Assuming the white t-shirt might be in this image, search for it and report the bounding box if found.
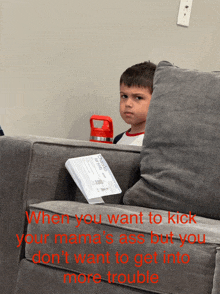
[116,130,145,146]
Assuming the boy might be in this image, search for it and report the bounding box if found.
[113,61,156,146]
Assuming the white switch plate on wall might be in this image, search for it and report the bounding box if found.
[177,0,193,27]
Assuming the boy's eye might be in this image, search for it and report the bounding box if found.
[136,96,143,100]
[121,95,128,99]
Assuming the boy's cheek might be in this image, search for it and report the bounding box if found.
[119,102,125,112]
[119,106,123,116]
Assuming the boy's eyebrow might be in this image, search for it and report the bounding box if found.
[120,91,145,96]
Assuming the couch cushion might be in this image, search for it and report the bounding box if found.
[123,61,220,220]
[24,201,220,294]
[15,259,151,294]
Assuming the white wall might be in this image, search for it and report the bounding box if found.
[1,0,220,140]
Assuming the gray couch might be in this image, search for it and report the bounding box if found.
[0,135,220,294]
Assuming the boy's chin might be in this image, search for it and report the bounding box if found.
[123,117,133,125]
[121,114,134,123]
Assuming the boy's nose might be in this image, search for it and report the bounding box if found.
[125,97,133,107]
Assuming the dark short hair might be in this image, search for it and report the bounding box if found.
[120,61,157,94]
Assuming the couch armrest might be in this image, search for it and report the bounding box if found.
[0,136,33,293]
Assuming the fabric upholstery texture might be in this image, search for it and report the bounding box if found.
[212,248,220,294]
[15,259,154,294]
[23,138,141,206]
[24,200,220,294]
[0,135,141,294]
[0,137,33,293]
[124,61,220,220]
[2,131,220,293]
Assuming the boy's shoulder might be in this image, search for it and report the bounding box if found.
[113,132,125,144]
[113,130,145,146]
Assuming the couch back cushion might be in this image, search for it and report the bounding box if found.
[124,61,220,219]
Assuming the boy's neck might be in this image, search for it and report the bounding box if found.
[129,123,145,134]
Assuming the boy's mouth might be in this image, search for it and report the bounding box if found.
[124,111,133,115]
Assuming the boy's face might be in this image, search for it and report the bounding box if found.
[120,83,152,133]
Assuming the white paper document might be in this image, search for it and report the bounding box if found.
[65,154,122,204]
